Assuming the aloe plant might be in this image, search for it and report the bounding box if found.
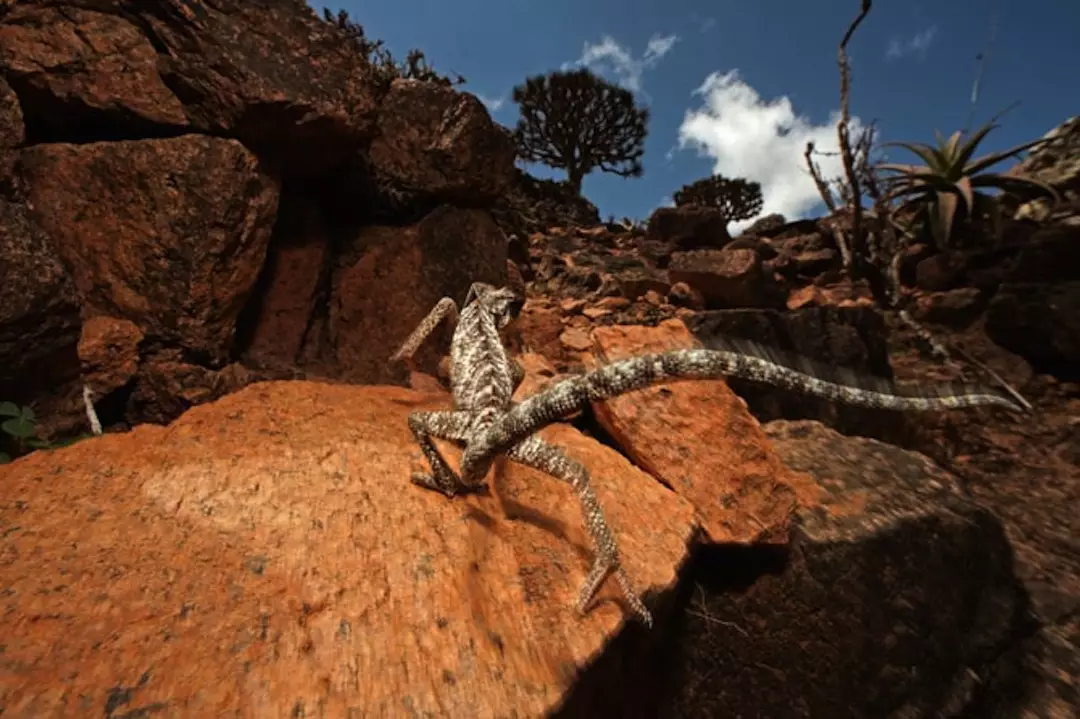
[878,120,1058,249]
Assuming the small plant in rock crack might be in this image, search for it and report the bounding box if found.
[0,401,92,464]
[1,401,41,463]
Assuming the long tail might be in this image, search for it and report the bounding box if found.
[460,347,1027,478]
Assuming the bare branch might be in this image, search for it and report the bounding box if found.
[837,0,872,255]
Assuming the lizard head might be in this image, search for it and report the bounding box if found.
[479,285,525,329]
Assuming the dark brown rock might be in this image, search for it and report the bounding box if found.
[668,281,705,310]
[915,252,967,291]
[491,166,600,239]
[911,287,986,329]
[986,281,1080,377]
[568,419,1031,717]
[0,196,81,401]
[0,0,380,177]
[684,305,900,439]
[368,79,515,204]
[331,204,507,384]
[897,242,935,287]
[615,267,670,300]
[0,74,23,184]
[19,135,280,364]
[646,205,731,250]
[126,349,248,425]
[1003,224,1080,283]
[240,194,329,369]
[741,212,786,237]
[668,247,784,309]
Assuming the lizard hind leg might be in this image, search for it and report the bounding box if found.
[507,435,653,627]
[406,410,482,498]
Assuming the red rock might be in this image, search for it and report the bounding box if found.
[0,75,22,181]
[369,79,515,203]
[78,315,143,397]
[668,247,785,309]
[0,196,81,399]
[331,205,507,384]
[0,382,695,716]
[126,349,237,424]
[0,7,189,131]
[242,197,329,368]
[0,0,380,176]
[20,136,280,364]
[589,320,819,543]
[513,300,565,362]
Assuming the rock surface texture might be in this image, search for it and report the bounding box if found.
[0,0,513,431]
[0,0,1077,717]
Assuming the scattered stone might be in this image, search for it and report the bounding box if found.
[559,326,593,352]
[668,281,706,310]
[668,247,785,309]
[646,205,732,249]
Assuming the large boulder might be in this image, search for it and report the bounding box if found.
[0,0,381,177]
[19,136,280,364]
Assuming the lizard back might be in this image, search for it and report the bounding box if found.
[448,301,516,416]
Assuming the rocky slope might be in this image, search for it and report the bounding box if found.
[0,1,1077,717]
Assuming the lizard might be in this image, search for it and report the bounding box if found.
[390,282,1028,628]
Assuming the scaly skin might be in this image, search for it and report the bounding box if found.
[391,283,1027,628]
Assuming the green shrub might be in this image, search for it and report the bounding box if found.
[0,401,92,464]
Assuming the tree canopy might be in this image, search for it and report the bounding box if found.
[673,174,764,224]
[511,68,649,195]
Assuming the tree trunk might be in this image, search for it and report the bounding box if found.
[566,169,583,196]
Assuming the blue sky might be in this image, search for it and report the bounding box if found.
[314,0,1077,226]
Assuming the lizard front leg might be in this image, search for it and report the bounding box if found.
[390,297,460,365]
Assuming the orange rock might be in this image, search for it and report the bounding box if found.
[0,382,695,716]
[511,351,561,402]
[589,320,820,543]
[559,326,593,353]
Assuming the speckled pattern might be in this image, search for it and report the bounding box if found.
[393,284,1029,628]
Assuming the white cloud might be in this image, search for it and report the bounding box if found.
[885,26,938,61]
[474,92,505,112]
[677,69,863,229]
[569,32,679,94]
